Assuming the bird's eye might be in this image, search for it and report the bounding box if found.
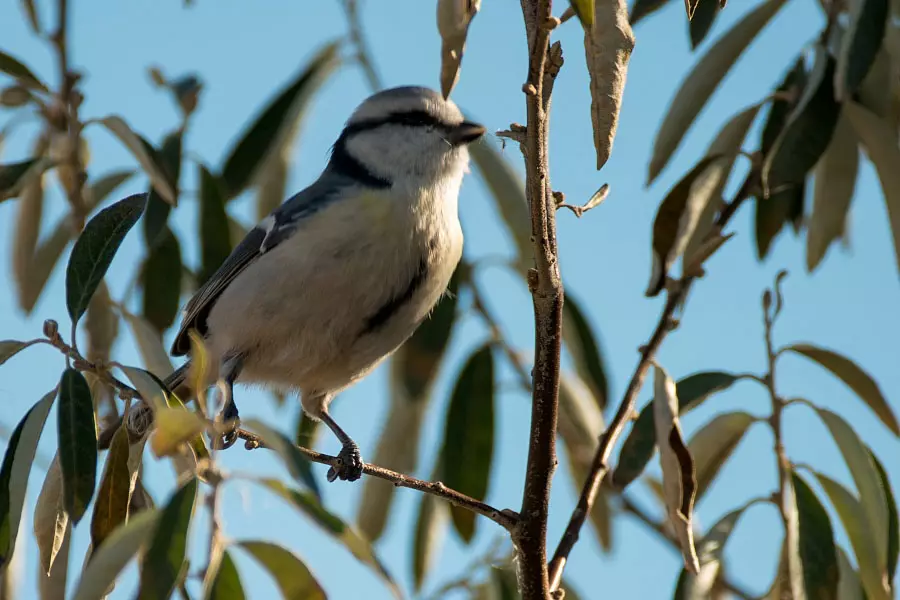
[396,112,434,128]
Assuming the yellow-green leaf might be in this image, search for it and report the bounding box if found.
[137,478,197,600]
[150,407,206,458]
[237,541,326,600]
[570,0,595,26]
[688,411,755,502]
[204,549,245,600]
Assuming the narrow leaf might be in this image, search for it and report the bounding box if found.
[243,419,319,497]
[122,310,175,378]
[143,131,182,248]
[255,145,289,222]
[198,164,232,285]
[141,226,182,333]
[137,478,197,600]
[150,407,206,458]
[689,0,722,48]
[57,368,97,524]
[631,0,671,25]
[792,471,839,600]
[205,550,245,600]
[688,411,755,502]
[437,0,481,98]
[0,340,29,367]
[755,182,805,260]
[412,491,448,592]
[835,0,889,100]
[33,454,68,575]
[869,450,899,586]
[570,0,595,26]
[837,547,865,600]
[237,541,326,600]
[97,117,175,204]
[65,193,146,324]
[0,50,49,92]
[442,344,495,542]
[90,425,132,550]
[673,505,749,599]
[0,158,51,202]
[562,293,609,409]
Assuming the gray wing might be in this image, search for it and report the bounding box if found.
[169,175,345,356]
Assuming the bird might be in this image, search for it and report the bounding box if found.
[161,86,486,483]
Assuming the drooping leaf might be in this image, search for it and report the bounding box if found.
[122,310,175,378]
[65,193,146,324]
[755,181,805,260]
[792,471,839,600]
[688,411,755,502]
[204,549,245,600]
[71,509,160,600]
[141,226,182,333]
[137,477,197,600]
[613,371,739,488]
[631,0,670,25]
[835,0,889,101]
[221,43,340,199]
[569,0,595,26]
[0,388,56,568]
[412,490,448,592]
[761,57,808,157]
[836,546,865,600]
[673,504,750,599]
[57,368,97,524]
[689,0,721,48]
[844,100,900,274]
[648,0,787,183]
[869,449,899,586]
[90,426,133,551]
[762,47,841,195]
[142,131,182,249]
[437,0,481,98]
[37,516,70,600]
[442,344,495,542]
[562,293,609,409]
[256,478,400,598]
[97,117,175,205]
[120,364,169,411]
[0,158,51,202]
[150,407,206,458]
[243,419,320,498]
[198,164,232,285]
[786,344,898,435]
[33,454,68,575]
[653,365,699,573]
[0,340,30,367]
[255,145,289,222]
[11,166,44,310]
[807,112,859,271]
[857,47,892,117]
[237,541,326,600]
[584,0,634,170]
[0,50,49,92]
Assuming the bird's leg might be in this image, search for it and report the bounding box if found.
[213,353,243,450]
[320,410,364,482]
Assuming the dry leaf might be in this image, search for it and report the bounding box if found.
[437,0,481,98]
[652,364,699,574]
[585,0,635,170]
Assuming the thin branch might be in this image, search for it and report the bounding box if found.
[340,0,383,92]
[548,172,755,589]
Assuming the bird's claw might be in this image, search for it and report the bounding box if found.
[326,443,363,482]
[211,402,240,450]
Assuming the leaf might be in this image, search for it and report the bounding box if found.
[90,425,133,551]
[412,491,448,592]
[807,112,859,271]
[97,117,175,204]
[37,517,70,600]
[646,156,729,296]
[57,368,97,524]
[755,182,805,260]
[613,371,739,488]
[792,471,840,600]
[255,145,289,222]
[814,473,891,600]
[0,340,29,367]
[631,0,671,25]
[0,50,49,92]
[137,477,197,600]
[562,293,610,410]
[237,541,326,600]
[141,226,182,333]
[684,0,699,20]
[585,0,634,170]
[150,407,207,458]
[786,344,898,435]
[0,388,56,568]
[437,0,481,98]
[652,364,699,574]
[441,344,495,542]
[33,454,68,575]
[836,547,865,600]
[869,450,899,586]
[689,0,721,48]
[256,478,399,598]
[71,509,160,600]
[204,550,245,600]
[844,100,900,274]
[123,310,175,379]
[120,364,169,411]
[20,0,41,35]
[0,158,52,202]
[762,47,841,195]
[648,0,787,183]
[243,420,320,497]
[761,56,808,158]
[65,193,146,324]
[687,411,755,502]
[673,504,749,599]
[569,0,595,26]
[12,165,45,309]
[198,164,232,285]
[222,42,340,198]
[143,131,182,248]
[835,0,889,101]
[857,47,892,118]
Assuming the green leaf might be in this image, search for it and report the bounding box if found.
[814,473,891,600]
[648,0,787,183]
[142,131,182,248]
[688,411,755,502]
[869,450,899,587]
[569,0,595,26]
[835,0,889,101]
[631,0,671,24]
[844,100,900,275]
[71,509,160,600]
[0,49,49,92]
[761,57,807,158]
[0,388,56,568]
[221,42,340,199]
[613,371,739,488]
[97,117,176,205]
[762,47,841,195]
[807,112,859,271]
[205,550,246,600]
[237,541,326,600]
[673,504,749,599]
[256,478,399,598]
[836,546,865,600]
[0,340,29,367]
[442,344,495,542]
[689,0,721,48]
[137,477,197,600]
[198,164,232,285]
[90,425,132,551]
[563,293,610,410]
[243,419,320,498]
[65,193,146,324]
[85,169,136,211]
[755,181,805,260]
[792,471,840,600]
[141,227,182,333]
[786,344,899,435]
[120,364,169,411]
[412,491,448,592]
[57,368,97,524]
[0,158,51,202]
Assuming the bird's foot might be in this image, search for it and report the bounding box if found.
[327,442,363,482]
[212,400,240,450]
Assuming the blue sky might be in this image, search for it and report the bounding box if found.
[1,0,899,598]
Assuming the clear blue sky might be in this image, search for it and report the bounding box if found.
[2,0,898,598]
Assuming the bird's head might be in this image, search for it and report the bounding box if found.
[330,86,486,188]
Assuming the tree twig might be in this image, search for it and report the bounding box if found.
[340,0,383,92]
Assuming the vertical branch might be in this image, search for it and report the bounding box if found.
[514,2,563,599]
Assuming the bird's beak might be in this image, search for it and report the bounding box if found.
[448,121,486,146]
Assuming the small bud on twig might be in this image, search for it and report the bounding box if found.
[43,319,59,339]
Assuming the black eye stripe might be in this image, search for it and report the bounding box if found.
[343,110,453,135]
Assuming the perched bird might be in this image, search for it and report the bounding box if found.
[163,86,485,482]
